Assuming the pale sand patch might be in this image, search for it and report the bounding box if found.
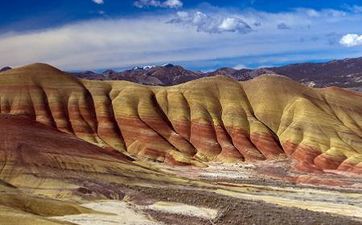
[140,201,218,219]
[198,163,254,179]
[53,200,218,225]
[52,201,162,225]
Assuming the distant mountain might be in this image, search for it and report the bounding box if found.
[0,66,12,73]
[110,64,202,85]
[73,57,362,90]
[268,57,362,90]
[206,67,254,80]
[74,63,202,85]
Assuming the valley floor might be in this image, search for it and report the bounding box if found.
[52,161,362,225]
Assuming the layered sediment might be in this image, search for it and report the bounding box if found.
[0,63,361,173]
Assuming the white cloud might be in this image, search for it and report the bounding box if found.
[352,5,362,13]
[163,0,183,8]
[134,0,160,8]
[218,17,251,33]
[0,7,362,70]
[340,34,362,47]
[343,5,362,13]
[169,11,252,34]
[134,0,182,9]
[92,0,104,4]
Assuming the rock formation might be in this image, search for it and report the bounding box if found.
[0,63,361,174]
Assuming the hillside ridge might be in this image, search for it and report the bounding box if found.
[0,63,361,173]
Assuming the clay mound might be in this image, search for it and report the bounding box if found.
[0,64,361,174]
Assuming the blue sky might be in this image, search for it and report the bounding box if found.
[1,0,362,71]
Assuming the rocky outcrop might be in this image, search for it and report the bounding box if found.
[0,63,361,174]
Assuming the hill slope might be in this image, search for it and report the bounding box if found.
[0,63,361,174]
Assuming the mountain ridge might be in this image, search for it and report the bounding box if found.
[68,57,362,90]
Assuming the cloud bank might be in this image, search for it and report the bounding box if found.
[0,5,362,70]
